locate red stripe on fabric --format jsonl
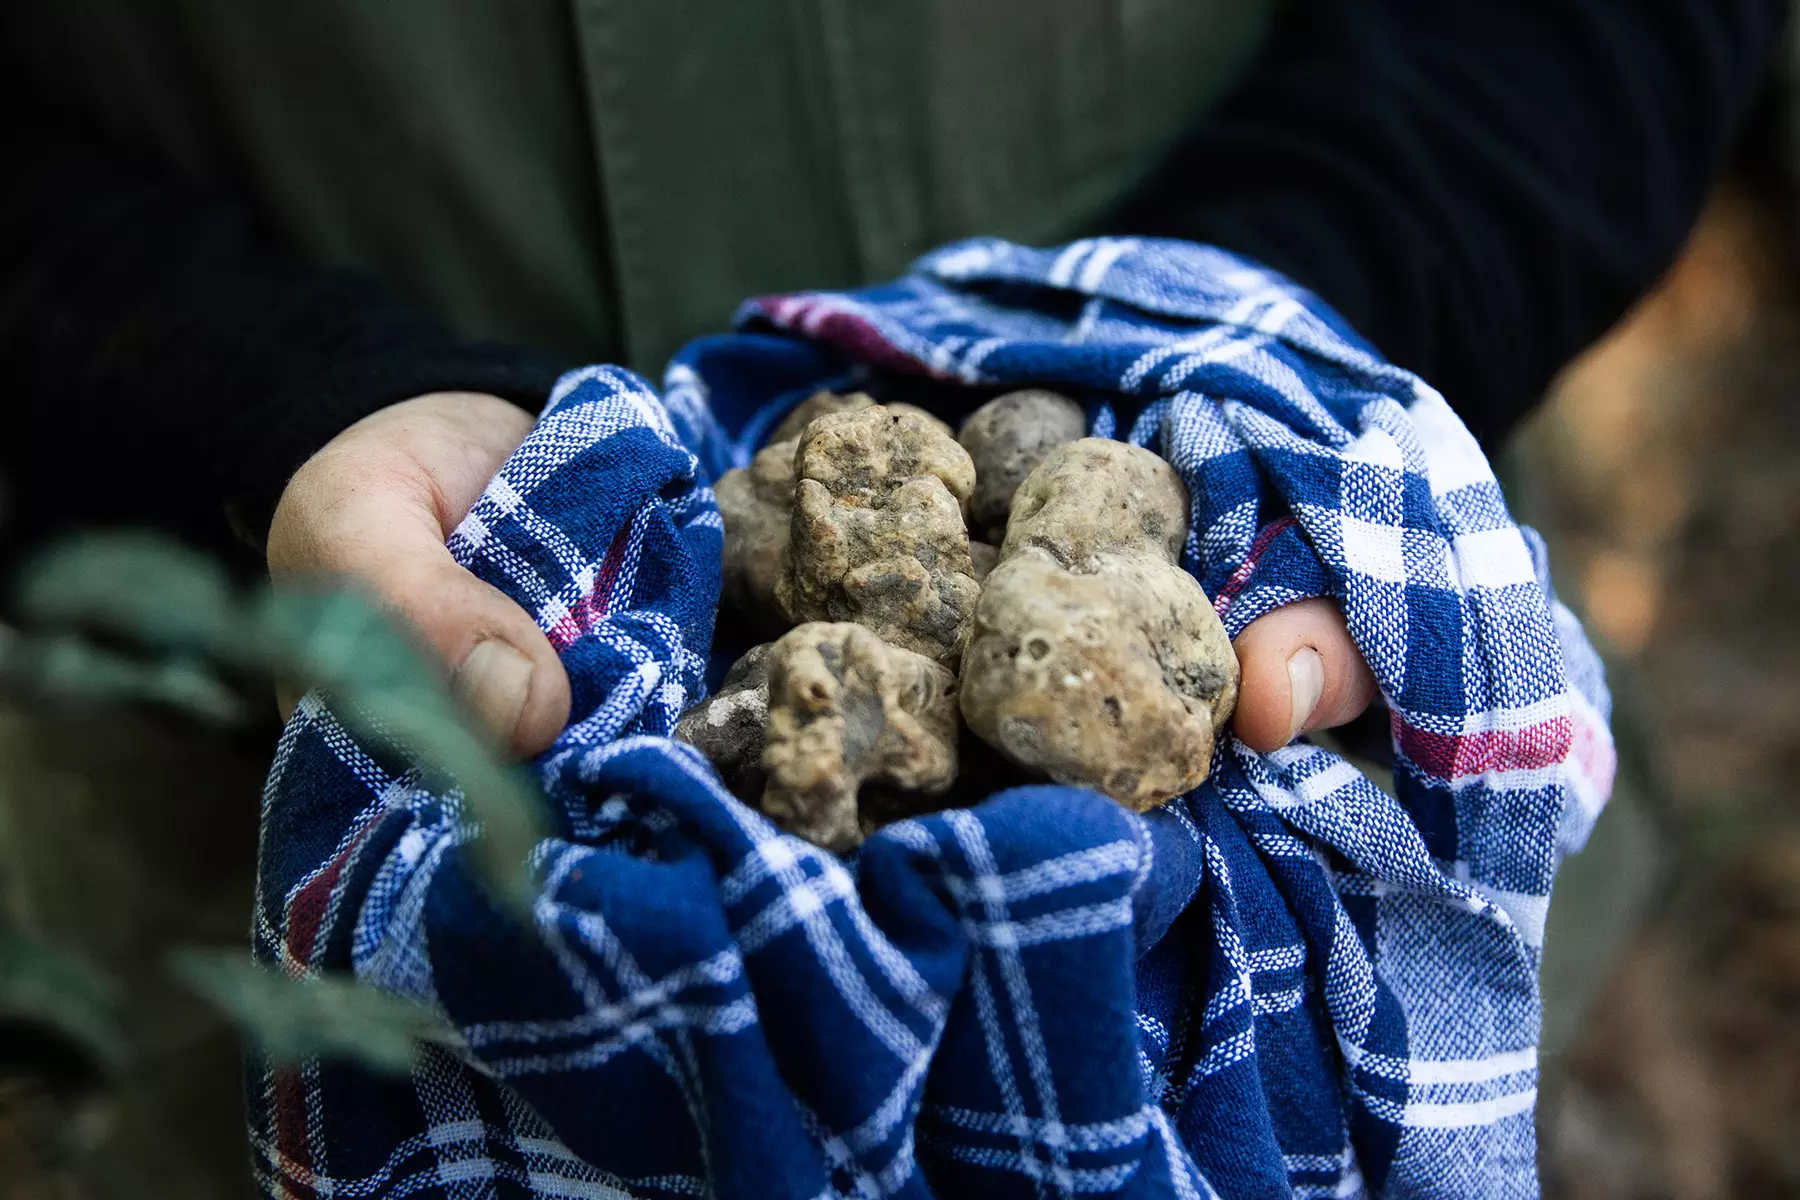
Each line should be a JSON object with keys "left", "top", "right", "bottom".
{"left": 758, "top": 297, "right": 938, "bottom": 378}
{"left": 590, "top": 525, "right": 631, "bottom": 616}
{"left": 285, "top": 857, "right": 345, "bottom": 971}
{"left": 548, "top": 525, "right": 634, "bottom": 651}
{"left": 284, "top": 817, "right": 380, "bottom": 969}
{"left": 547, "top": 613, "right": 582, "bottom": 651}
{"left": 1213, "top": 517, "right": 1299, "bottom": 616}
{"left": 273, "top": 1066, "right": 317, "bottom": 1200}
{"left": 1396, "top": 715, "right": 1573, "bottom": 780}
{"left": 1568, "top": 708, "right": 1618, "bottom": 795}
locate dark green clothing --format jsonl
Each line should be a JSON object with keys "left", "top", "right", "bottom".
{"left": 7, "top": 1, "right": 1274, "bottom": 371}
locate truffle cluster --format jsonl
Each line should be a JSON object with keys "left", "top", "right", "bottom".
{"left": 676, "top": 387, "right": 1240, "bottom": 850}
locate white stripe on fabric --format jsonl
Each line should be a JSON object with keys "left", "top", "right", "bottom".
{"left": 947, "top": 810, "right": 1075, "bottom": 1192}
{"left": 1402, "top": 1089, "right": 1537, "bottom": 1129}
{"left": 1406, "top": 385, "right": 1498, "bottom": 497}
{"left": 1048, "top": 239, "right": 1096, "bottom": 287}
{"left": 1406, "top": 1046, "right": 1537, "bottom": 1086}
{"left": 1449, "top": 528, "right": 1539, "bottom": 591}
{"left": 1076, "top": 238, "right": 1139, "bottom": 291}
{"left": 968, "top": 898, "right": 1134, "bottom": 948}
{"left": 1451, "top": 865, "right": 1553, "bottom": 948}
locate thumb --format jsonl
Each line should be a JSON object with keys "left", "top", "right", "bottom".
{"left": 278, "top": 506, "right": 572, "bottom": 757}
{"left": 394, "top": 549, "right": 573, "bottom": 757}
{"left": 268, "top": 396, "right": 572, "bottom": 757}
{"left": 1230, "top": 597, "right": 1379, "bottom": 754}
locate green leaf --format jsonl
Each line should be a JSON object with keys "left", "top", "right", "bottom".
{"left": 12, "top": 532, "right": 547, "bottom": 914}
{"left": 256, "top": 588, "right": 547, "bottom": 913}
{"left": 170, "top": 950, "right": 459, "bottom": 1074}
{"left": 14, "top": 533, "right": 241, "bottom": 656}
{"left": 0, "top": 934, "right": 127, "bottom": 1077}
{"left": 0, "top": 627, "right": 245, "bottom": 725}
{"left": 255, "top": 587, "right": 444, "bottom": 700}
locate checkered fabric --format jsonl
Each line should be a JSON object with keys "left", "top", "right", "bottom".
{"left": 251, "top": 237, "right": 1616, "bottom": 1199}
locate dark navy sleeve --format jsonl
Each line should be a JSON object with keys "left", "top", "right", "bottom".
{"left": 0, "top": 102, "right": 567, "bottom": 560}
{"left": 1109, "top": 0, "right": 1787, "bottom": 449}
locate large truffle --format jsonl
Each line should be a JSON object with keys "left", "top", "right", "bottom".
{"left": 777, "top": 406, "right": 981, "bottom": 668}
{"left": 959, "top": 439, "right": 1239, "bottom": 810}
{"left": 1002, "top": 436, "right": 1189, "bottom": 565}
{"left": 673, "top": 644, "right": 772, "bottom": 801}
{"left": 716, "top": 393, "right": 952, "bottom": 638}
{"left": 957, "top": 389, "right": 1088, "bottom": 544}
{"left": 760, "top": 622, "right": 959, "bottom": 851}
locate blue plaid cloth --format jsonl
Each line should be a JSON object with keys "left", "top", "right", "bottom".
{"left": 251, "top": 237, "right": 1616, "bottom": 1199}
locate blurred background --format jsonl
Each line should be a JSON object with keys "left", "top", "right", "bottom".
{"left": 1520, "top": 85, "right": 1800, "bottom": 1196}
{"left": 4, "top": 30, "right": 1800, "bottom": 1200}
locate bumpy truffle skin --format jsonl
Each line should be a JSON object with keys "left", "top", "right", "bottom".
{"left": 718, "top": 395, "right": 952, "bottom": 637}
{"left": 960, "top": 439, "right": 1239, "bottom": 810}
{"left": 760, "top": 622, "right": 959, "bottom": 851}
{"left": 777, "top": 407, "right": 981, "bottom": 667}
{"left": 1003, "top": 437, "right": 1190, "bottom": 565}
{"left": 771, "top": 390, "right": 951, "bottom": 446}
{"left": 674, "top": 644, "right": 773, "bottom": 801}
{"left": 958, "top": 389, "right": 1088, "bottom": 543}
{"left": 715, "top": 439, "right": 801, "bottom": 637}
{"left": 770, "top": 391, "right": 869, "bottom": 446}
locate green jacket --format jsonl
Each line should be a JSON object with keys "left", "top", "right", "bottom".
{"left": 14, "top": 1, "right": 1274, "bottom": 372}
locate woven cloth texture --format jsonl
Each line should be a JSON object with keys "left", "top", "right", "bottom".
{"left": 250, "top": 236, "right": 1616, "bottom": 1200}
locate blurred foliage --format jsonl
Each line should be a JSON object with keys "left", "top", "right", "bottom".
{"left": 0, "top": 531, "right": 548, "bottom": 1195}
{"left": 0, "top": 935, "right": 126, "bottom": 1079}
{"left": 15, "top": 532, "right": 545, "bottom": 911}
{"left": 0, "top": 627, "right": 244, "bottom": 726}
{"left": 170, "top": 951, "right": 457, "bottom": 1075}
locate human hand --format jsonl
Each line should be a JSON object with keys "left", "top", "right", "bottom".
{"left": 267, "top": 392, "right": 572, "bottom": 756}
{"left": 1230, "top": 597, "right": 1379, "bottom": 754}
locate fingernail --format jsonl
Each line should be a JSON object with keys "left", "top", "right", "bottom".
{"left": 1287, "top": 647, "right": 1325, "bottom": 742}
{"left": 453, "top": 639, "right": 534, "bottom": 744}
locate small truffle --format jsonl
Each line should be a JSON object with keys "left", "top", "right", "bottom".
{"left": 674, "top": 644, "right": 772, "bottom": 801}
{"left": 957, "top": 389, "right": 1088, "bottom": 543}
{"left": 777, "top": 406, "right": 981, "bottom": 667}
{"left": 960, "top": 439, "right": 1239, "bottom": 810}
{"left": 760, "top": 622, "right": 959, "bottom": 851}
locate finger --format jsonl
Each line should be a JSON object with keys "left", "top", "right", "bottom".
{"left": 1230, "top": 597, "right": 1379, "bottom": 754}
{"left": 416, "top": 553, "right": 573, "bottom": 758}
{"left": 269, "top": 441, "right": 571, "bottom": 758}
{"left": 296, "top": 528, "right": 571, "bottom": 757}
{"left": 275, "top": 679, "right": 304, "bottom": 723}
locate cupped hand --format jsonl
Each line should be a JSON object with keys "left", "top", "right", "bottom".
{"left": 267, "top": 392, "right": 572, "bottom": 757}
{"left": 1230, "top": 597, "right": 1379, "bottom": 754}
